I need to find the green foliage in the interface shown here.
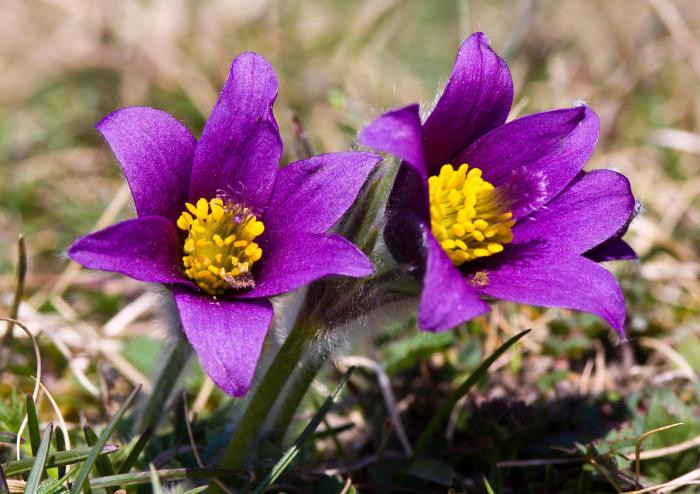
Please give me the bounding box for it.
[383,330,454,375]
[25,424,53,494]
[70,385,140,494]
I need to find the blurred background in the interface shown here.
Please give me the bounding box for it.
[1,0,700,492]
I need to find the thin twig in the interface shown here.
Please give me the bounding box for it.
[625,431,700,461]
[634,422,684,485]
[339,356,412,456]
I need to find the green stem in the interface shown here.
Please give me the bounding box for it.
[267,346,329,444]
[132,334,192,434]
[218,319,314,470]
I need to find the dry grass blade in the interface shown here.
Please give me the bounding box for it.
[638,337,696,381]
[626,432,700,461]
[1,235,26,364]
[339,355,412,456]
[634,422,684,486]
[1,318,42,461]
[623,469,700,494]
[646,0,700,81]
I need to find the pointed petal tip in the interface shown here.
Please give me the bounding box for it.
[468,31,489,46]
[359,103,427,177]
[227,51,279,94]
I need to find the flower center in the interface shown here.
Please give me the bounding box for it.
[429,164,515,266]
[176,197,264,295]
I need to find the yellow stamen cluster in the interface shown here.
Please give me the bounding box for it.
[429,164,515,266]
[176,197,264,295]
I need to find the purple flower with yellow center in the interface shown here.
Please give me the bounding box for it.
[360,32,636,334]
[68,53,380,396]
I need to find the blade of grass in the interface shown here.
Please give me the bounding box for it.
[88,468,247,489]
[483,476,496,494]
[70,385,141,494]
[25,423,53,494]
[2,446,118,477]
[116,426,153,474]
[251,367,356,494]
[55,426,66,479]
[412,329,531,458]
[149,464,165,494]
[183,487,208,494]
[83,426,116,493]
[26,395,41,456]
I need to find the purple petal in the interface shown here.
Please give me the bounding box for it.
[263,152,381,237]
[188,53,282,210]
[475,247,626,334]
[67,217,187,285]
[241,233,372,299]
[173,287,273,397]
[585,238,637,262]
[422,32,514,174]
[513,170,635,253]
[419,229,489,332]
[359,104,427,179]
[96,107,196,222]
[457,106,600,218]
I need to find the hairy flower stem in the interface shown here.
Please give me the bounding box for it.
[132,334,192,434]
[218,316,315,471]
[267,345,329,444]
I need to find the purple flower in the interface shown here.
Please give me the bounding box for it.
[68,53,380,396]
[360,32,636,334]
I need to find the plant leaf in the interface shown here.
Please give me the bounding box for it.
[54,426,66,479]
[87,468,245,489]
[83,426,117,493]
[25,423,53,494]
[26,395,41,456]
[251,367,355,493]
[2,446,118,477]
